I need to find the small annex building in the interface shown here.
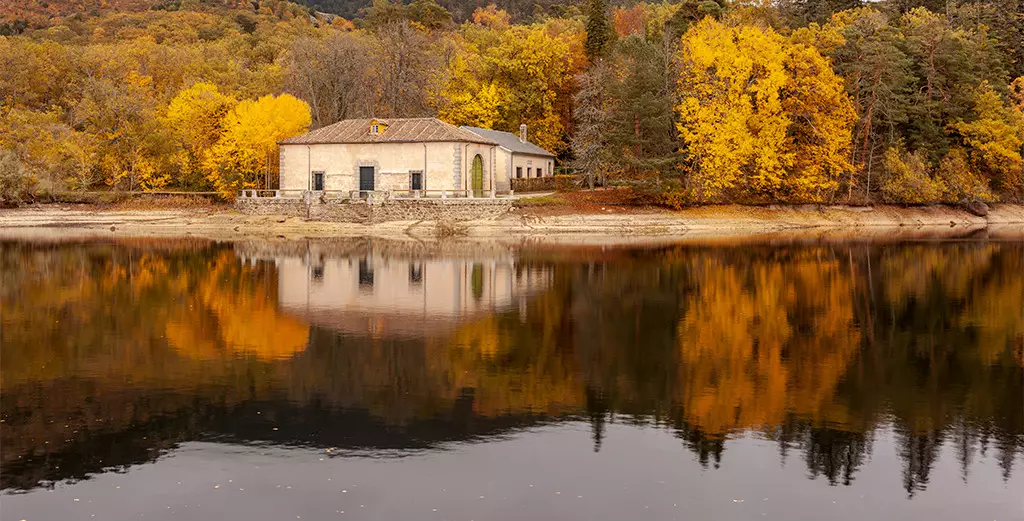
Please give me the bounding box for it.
[278,117,555,196]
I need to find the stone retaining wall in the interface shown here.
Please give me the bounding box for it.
[236,196,513,223]
[235,198,306,216]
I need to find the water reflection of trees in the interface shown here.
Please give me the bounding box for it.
[1,239,1021,497]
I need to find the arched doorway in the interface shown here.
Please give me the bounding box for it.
[470,154,484,197]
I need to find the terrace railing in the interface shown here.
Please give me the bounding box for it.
[238,189,511,201]
[238,189,307,199]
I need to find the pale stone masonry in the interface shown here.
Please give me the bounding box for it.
[235,196,514,224]
[277,117,555,195]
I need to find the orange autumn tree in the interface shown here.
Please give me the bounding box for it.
[675,18,856,203]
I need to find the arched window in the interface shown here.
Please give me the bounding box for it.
[470,154,484,197]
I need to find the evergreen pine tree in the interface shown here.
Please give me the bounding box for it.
[584,0,614,60]
[605,36,678,177]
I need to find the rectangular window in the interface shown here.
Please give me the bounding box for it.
[410,171,423,191]
[409,263,423,284]
[526,167,531,178]
[516,167,522,179]
[312,265,324,283]
[358,258,373,287]
[312,171,324,191]
[359,166,374,193]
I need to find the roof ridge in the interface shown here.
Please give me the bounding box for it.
[280,117,500,145]
[458,125,555,157]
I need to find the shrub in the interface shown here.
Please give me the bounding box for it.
[554,174,576,192]
[235,13,257,34]
[879,147,945,204]
[661,181,696,210]
[0,150,37,207]
[936,149,995,203]
[435,219,468,239]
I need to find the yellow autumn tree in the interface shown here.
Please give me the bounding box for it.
[783,44,858,201]
[952,81,1024,197]
[436,20,583,154]
[433,44,509,129]
[485,24,582,154]
[203,93,311,197]
[675,18,855,203]
[164,82,237,190]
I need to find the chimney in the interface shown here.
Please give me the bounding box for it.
[519,124,527,143]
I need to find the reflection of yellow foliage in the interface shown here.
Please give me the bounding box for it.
[165,318,222,360]
[445,311,584,417]
[882,244,1024,366]
[676,252,861,435]
[166,252,309,360]
[206,292,310,360]
[450,315,503,358]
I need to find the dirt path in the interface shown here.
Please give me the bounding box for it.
[1,203,1023,244]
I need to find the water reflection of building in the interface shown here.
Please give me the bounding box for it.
[271,248,553,337]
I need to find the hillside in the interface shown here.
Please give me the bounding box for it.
[1,0,571,31]
[3,0,160,26]
[0,0,253,30]
[2,0,1022,206]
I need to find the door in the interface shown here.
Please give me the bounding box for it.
[470,154,484,197]
[312,171,324,191]
[359,166,374,194]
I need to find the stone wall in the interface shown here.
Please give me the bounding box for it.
[236,195,513,223]
[235,198,306,216]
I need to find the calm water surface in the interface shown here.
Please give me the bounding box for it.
[1,237,1022,521]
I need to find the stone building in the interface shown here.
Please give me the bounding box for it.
[278,117,555,195]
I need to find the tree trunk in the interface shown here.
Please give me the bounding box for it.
[634,113,641,157]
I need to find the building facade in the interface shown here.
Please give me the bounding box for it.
[462,125,556,192]
[278,118,555,195]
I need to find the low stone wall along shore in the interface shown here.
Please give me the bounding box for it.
[235,194,513,223]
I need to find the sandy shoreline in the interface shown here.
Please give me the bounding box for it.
[1,203,1023,245]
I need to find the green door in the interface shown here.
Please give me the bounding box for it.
[471,154,484,197]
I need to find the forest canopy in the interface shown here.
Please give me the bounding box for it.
[1,0,1022,204]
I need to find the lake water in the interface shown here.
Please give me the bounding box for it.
[1,237,1022,521]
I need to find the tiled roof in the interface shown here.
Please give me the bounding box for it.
[461,126,555,157]
[280,118,498,145]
